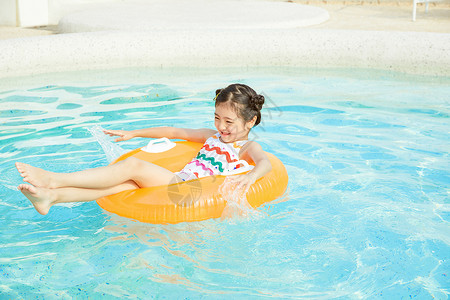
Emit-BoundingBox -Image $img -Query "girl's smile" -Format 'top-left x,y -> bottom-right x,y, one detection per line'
214,103 -> 252,143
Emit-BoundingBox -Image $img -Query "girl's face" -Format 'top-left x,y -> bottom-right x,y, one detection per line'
214,103 -> 254,143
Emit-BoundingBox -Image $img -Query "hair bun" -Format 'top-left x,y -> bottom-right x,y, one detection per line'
250,94 -> 265,111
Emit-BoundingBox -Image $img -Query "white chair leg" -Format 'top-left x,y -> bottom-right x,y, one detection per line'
425,0 -> 429,13
412,0 -> 417,21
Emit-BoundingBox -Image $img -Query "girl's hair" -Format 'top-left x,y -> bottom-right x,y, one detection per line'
214,84 -> 265,126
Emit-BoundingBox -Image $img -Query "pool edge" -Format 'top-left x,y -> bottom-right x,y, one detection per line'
0,29 -> 449,78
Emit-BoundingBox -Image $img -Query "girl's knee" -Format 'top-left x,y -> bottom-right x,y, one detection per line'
123,157 -> 144,169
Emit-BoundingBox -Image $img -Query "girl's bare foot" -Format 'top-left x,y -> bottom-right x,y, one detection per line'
17,184 -> 56,215
15,162 -> 57,188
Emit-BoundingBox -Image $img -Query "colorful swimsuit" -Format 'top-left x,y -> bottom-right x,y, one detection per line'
175,133 -> 251,181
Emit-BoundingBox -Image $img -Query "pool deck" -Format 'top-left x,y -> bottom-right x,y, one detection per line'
0,0 -> 449,78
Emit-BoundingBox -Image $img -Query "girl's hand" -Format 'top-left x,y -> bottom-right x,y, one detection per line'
103,130 -> 134,142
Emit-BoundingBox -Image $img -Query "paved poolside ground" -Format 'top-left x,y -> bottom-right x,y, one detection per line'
310,2 -> 450,32
1,2 -> 449,39
0,0 -> 449,80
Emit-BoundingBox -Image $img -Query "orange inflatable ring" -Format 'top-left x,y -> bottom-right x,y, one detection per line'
97,141 -> 288,224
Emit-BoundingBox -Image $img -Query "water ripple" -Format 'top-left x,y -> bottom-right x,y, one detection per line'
1,70 -> 449,298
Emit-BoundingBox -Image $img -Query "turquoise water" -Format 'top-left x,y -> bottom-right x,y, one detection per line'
1,69 -> 449,299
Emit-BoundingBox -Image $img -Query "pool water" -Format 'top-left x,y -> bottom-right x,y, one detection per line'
1,69 -> 449,299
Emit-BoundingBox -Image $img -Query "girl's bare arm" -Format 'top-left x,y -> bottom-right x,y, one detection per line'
104,127 -> 217,143
226,141 -> 272,192
240,141 -> 272,182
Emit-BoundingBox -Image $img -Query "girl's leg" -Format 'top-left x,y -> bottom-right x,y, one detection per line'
18,180 -> 138,215
16,158 -> 181,189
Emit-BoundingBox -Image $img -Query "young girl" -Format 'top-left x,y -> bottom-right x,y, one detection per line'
16,84 -> 272,215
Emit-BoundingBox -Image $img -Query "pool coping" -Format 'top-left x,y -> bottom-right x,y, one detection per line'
0,28 -> 449,78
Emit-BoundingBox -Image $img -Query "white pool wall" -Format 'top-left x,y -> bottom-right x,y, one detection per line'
0,0 -> 125,27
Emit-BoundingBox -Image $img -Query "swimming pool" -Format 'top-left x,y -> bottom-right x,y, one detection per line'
1,68 -> 449,298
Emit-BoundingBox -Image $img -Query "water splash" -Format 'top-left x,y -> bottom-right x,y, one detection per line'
87,125 -> 127,163
219,177 -> 263,222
